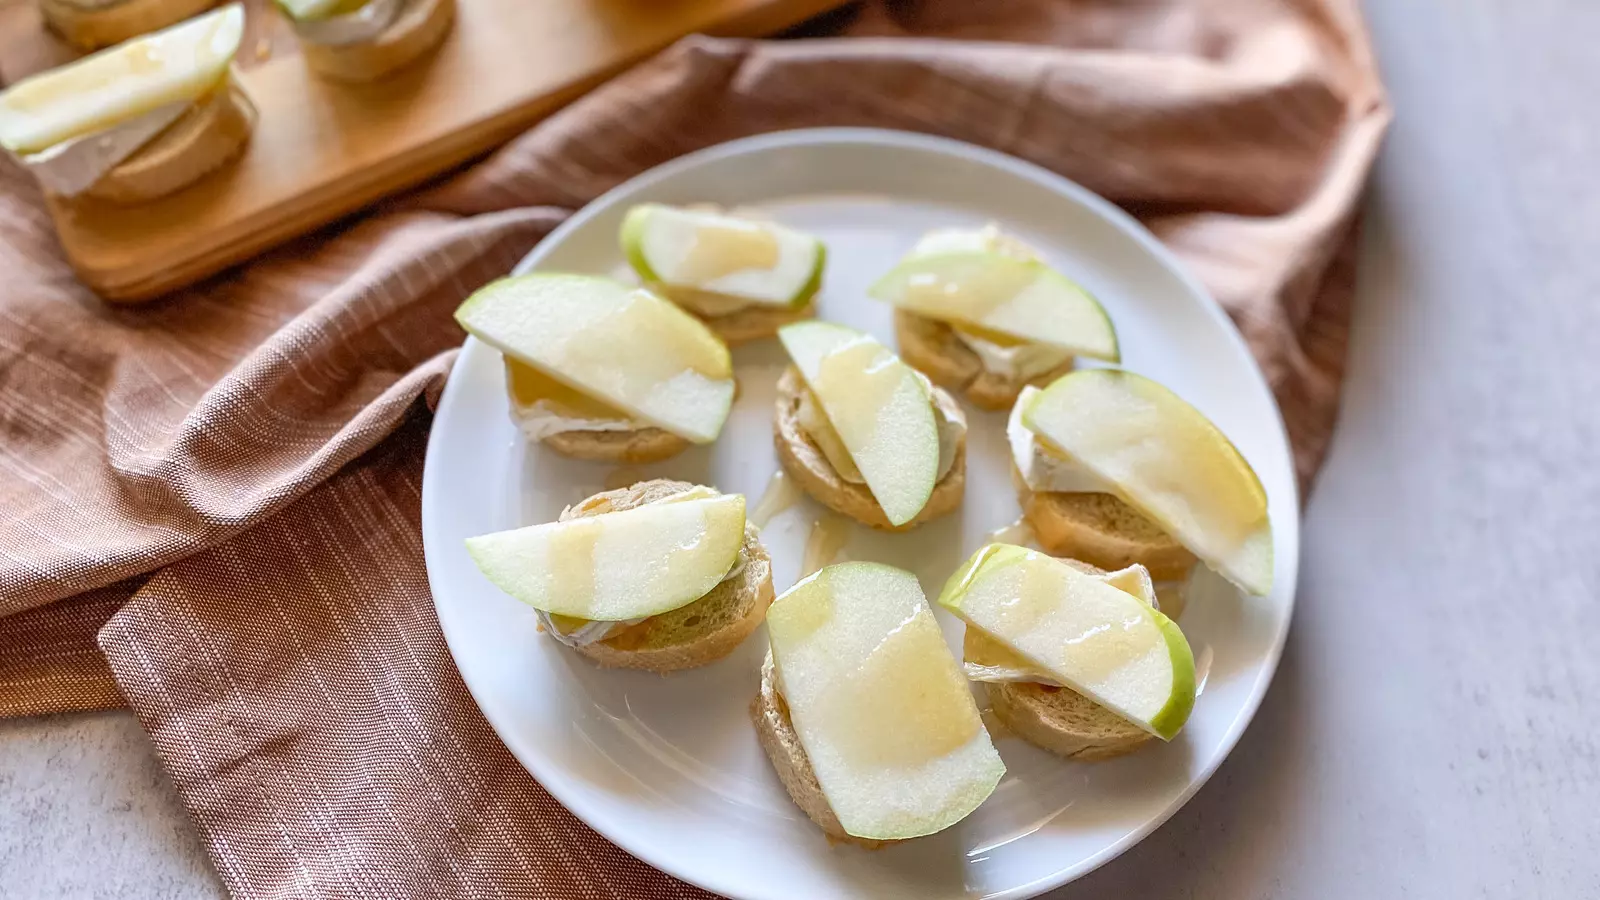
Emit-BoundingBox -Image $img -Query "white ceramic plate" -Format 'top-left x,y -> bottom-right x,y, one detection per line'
421,129 -> 1299,900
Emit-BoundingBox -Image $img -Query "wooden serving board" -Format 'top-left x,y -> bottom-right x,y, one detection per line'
0,0 -> 845,302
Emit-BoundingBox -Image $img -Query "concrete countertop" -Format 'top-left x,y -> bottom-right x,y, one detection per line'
4,2 -> 1597,897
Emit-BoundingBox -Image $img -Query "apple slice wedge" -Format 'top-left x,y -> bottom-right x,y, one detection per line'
938,544 -> 1196,741
465,492 -> 745,620
0,4 -> 244,155
778,322 -> 940,526
1022,369 -> 1273,595
869,248 -> 1118,361
766,562 -> 1005,841
961,563 -> 1158,684
455,274 -> 735,443
621,204 -> 825,309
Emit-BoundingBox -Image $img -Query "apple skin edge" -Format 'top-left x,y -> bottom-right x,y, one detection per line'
1147,608 -> 1197,741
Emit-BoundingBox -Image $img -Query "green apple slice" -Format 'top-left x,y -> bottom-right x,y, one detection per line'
465,493 -> 745,619
961,564 -> 1157,684
1022,370 -> 1273,595
0,5 -> 244,155
455,274 -> 735,443
767,562 -> 1004,841
621,204 -> 824,309
938,544 -> 1196,740
869,249 -> 1118,361
778,322 -> 939,526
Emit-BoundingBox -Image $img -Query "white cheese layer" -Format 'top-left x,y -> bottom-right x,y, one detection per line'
950,326 -> 1072,382
511,399 -> 644,442
1006,385 -> 1112,494
14,101 -> 186,197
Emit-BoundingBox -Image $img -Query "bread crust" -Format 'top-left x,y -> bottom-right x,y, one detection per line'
750,656 -> 895,849
81,75 -> 255,204
536,426 -> 691,465
299,0 -> 455,82
986,681 -> 1152,761
38,0 -> 217,49
694,300 -> 815,345
772,366 -> 964,531
1016,482 -> 1197,582
554,479 -> 772,673
893,310 -> 1075,411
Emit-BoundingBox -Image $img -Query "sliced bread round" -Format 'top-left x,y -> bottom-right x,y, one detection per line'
556,479 -> 773,673
985,680 -> 1152,761
686,298 -> 815,345
1018,484 -> 1197,582
982,557 -> 1156,760
536,425 -> 690,465
772,365 -> 965,531
893,310 -> 1075,411
300,0 -> 455,83
39,0 -> 218,50
750,655 -> 895,849
85,74 -> 255,204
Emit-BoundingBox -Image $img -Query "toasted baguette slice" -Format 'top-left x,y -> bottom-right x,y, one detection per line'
83,74 -> 255,204
751,655 -> 895,849
554,479 -> 772,673
299,0 -> 454,82
986,681 -> 1152,761
688,299 -> 815,345
893,310 -> 1075,411
772,366 -> 964,531
536,426 -> 690,465
1014,464 -> 1197,581
982,557 -> 1155,761
38,0 -> 217,50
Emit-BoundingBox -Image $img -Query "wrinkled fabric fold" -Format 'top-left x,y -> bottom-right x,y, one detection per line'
0,1 -> 1387,896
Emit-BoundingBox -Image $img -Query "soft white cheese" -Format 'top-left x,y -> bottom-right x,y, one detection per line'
289,0 -> 403,46
511,399 -> 645,442
951,326 -> 1072,382
15,102 -> 186,197
1005,385 -> 1112,494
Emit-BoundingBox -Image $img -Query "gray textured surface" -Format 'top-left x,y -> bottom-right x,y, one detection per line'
4,3 -> 1600,897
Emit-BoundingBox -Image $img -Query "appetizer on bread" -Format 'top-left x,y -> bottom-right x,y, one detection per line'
621,203 -> 824,344
0,5 -> 254,204
1010,370 -> 1273,596
773,321 -> 966,530
276,0 -> 455,82
870,224 -> 1118,410
38,0 -> 216,50
940,545 -> 1197,760
466,480 -> 772,673
454,273 -> 737,464
754,562 -> 1004,845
